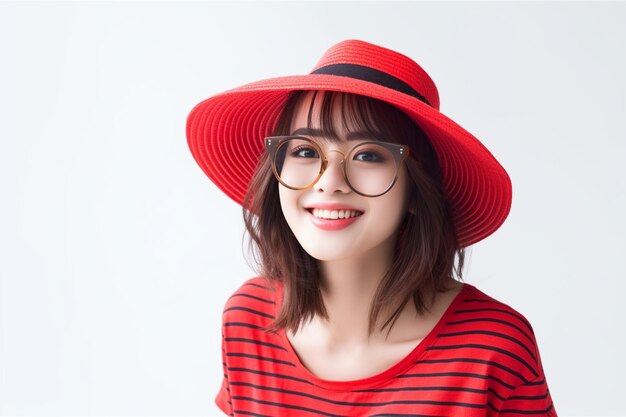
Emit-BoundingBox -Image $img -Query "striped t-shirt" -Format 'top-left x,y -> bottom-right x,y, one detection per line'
216,277 -> 557,416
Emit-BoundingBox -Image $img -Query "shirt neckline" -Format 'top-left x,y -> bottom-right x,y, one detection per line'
275,281 -> 471,392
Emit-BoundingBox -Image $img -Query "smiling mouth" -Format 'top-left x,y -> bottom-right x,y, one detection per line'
307,208 -> 364,220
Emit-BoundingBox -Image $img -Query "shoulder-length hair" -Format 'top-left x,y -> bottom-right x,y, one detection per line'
242,90 -> 466,339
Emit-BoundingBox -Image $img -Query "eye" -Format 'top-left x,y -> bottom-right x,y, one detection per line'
354,150 -> 386,162
290,145 -> 319,158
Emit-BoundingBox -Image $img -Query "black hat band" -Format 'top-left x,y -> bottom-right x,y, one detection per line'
311,63 -> 431,106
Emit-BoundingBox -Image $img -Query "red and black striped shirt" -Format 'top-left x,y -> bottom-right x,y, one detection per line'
216,277 -> 557,416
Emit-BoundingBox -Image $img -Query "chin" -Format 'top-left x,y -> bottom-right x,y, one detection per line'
298,239 -> 360,262
305,252 -> 343,262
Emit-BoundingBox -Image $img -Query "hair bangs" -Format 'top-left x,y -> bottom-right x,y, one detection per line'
301,91 -> 397,144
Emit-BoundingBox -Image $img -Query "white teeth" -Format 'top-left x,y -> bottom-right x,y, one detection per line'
311,208 -> 363,219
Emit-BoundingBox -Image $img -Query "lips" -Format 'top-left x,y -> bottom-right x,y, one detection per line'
304,205 -> 365,231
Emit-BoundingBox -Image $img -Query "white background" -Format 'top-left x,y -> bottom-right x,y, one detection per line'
1,2 -> 625,416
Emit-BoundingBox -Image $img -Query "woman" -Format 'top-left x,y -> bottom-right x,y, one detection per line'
186,39 -> 557,417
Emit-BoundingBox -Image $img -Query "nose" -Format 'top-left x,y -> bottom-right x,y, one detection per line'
313,150 -> 351,194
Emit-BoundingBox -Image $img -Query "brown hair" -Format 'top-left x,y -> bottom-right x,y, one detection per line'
242,90 -> 466,339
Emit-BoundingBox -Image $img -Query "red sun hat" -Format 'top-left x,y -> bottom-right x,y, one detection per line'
186,39 -> 512,248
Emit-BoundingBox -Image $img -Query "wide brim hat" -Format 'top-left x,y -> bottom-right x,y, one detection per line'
186,39 -> 512,248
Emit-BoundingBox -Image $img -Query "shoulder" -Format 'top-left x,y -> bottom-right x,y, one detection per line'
451,283 -> 543,379
455,285 -> 557,414
220,276 -> 280,327
462,283 -> 530,320
459,283 -> 537,335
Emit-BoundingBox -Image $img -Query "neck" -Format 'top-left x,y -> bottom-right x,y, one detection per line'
316,233 -> 401,346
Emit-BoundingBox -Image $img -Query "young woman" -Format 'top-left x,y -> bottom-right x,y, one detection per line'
186,39 -> 557,417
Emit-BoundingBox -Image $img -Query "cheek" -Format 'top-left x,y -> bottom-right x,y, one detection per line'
385,166 -> 409,203
372,196 -> 408,234
376,176 -> 411,230
278,186 -> 301,225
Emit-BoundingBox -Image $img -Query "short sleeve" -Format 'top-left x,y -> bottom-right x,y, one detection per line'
497,372 -> 557,416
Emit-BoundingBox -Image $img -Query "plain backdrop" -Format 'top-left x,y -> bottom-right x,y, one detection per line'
1,1 -> 625,416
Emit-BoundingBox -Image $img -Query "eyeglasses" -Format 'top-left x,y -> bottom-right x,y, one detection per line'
264,136 -> 410,197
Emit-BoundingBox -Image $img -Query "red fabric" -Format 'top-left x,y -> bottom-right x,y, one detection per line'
216,277 -> 557,417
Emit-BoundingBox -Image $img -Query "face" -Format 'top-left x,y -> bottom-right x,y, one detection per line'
277,91 -> 411,262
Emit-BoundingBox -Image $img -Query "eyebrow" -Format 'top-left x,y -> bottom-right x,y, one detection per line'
289,127 -> 379,141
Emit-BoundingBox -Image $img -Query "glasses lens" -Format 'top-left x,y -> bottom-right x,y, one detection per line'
274,138 -> 322,188
346,143 -> 398,195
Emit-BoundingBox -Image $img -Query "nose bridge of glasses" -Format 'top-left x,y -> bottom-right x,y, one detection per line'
325,148 -> 347,164
317,147 -> 349,189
